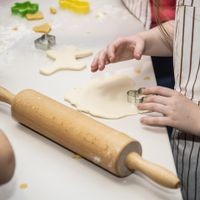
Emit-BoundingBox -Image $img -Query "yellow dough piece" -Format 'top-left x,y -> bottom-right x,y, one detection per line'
33,23 -> 51,33
26,11 -> 44,20
19,183 -> 28,190
144,76 -> 151,80
50,7 -> 57,14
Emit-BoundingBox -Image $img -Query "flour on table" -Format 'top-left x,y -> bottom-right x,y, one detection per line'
40,45 -> 93,75
0,23 -> 30,54
94,5 -> 128,22
64,74 -> 141,119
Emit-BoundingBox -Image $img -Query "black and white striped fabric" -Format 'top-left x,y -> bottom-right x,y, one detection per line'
171,0 -> 200,200
121,0 -> 152,29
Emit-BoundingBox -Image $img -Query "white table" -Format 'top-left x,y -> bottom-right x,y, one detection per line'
0,0 -> 182,199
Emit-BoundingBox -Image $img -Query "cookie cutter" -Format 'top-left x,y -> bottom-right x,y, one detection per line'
58,0 -> 90,14
11,1 -> 39,17
34,34 -> 56,50
127,88 -> 146,104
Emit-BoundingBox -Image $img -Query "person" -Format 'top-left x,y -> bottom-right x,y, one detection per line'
123,0 -> 176,137
0,129 -> 15,185
122,0 -> 175,89
90,0 -> 200,199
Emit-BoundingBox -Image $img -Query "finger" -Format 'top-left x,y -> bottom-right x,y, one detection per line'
91,56 -> 99,72
107,43 -> 117,62
97,50 -> 109,71
140,116 -> 171,126
107,38 -> 129,62
142,86 -> 175,97
91,52 -> 104,72
137,102 -> 169,115
133,38 -> 144,60
144,95 -> 169,105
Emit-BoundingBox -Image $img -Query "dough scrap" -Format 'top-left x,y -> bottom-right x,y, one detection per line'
26,11 -> 44,20
50,7 -> 57,14
33,23 -> 51,33
40,45 -> 93,75
64,74 -> 141,119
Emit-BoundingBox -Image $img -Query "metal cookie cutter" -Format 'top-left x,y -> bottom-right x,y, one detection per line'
34,34 -> 56,50
127,88 -> 146,104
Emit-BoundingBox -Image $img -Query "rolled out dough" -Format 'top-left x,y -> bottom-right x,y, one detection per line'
64,74 -> 141,119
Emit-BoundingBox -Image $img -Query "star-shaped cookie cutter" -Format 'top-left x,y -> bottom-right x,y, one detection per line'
11,1 -> 39,17
58,0 -> 90,14
34,34 -> 56,50
127,88 -> 146,104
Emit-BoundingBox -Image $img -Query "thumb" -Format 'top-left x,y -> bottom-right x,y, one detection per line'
133,38 -> 144,60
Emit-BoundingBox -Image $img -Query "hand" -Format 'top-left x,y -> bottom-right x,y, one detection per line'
137,86 -> 200,136
91,35 -> 145,72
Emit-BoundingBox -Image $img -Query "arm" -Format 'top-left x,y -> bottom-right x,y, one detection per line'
0,130 -> 15,185
91,20 -> 174,72
139,20 -> 174,56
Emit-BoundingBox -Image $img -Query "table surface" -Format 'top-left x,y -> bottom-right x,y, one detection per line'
0,0 -> 182,200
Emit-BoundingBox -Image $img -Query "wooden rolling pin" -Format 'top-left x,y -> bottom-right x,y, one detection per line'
0,87 -> 180,189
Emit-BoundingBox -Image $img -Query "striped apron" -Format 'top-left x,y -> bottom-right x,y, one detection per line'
171,0 -> 200,199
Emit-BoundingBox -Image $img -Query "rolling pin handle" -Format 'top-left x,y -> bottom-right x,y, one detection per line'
125,152 -> 180,189
0,87 -> 15,105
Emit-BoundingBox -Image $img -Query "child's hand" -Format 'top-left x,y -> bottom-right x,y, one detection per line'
91,35 -> 145,72
137,86 -> 200,136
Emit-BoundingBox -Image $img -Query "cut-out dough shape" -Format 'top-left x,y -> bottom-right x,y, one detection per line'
26,11 -> 44,20
40,45 -> 93,75
33,23 -> 51,33
64,74 -> 142,119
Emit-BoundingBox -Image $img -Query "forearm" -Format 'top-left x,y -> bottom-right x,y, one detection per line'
139,21 -> 174,57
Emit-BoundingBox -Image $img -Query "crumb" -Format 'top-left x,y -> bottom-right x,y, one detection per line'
72,154 -> 82,159
144,76 -> 151,80
134,68 -> 141,74
12,27 -> 18,31
50,7 -> 57,14
95,11 -> 107,20
19,183 -> 28,190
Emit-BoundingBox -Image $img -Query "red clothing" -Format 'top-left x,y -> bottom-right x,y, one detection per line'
150,0 -> 176,28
